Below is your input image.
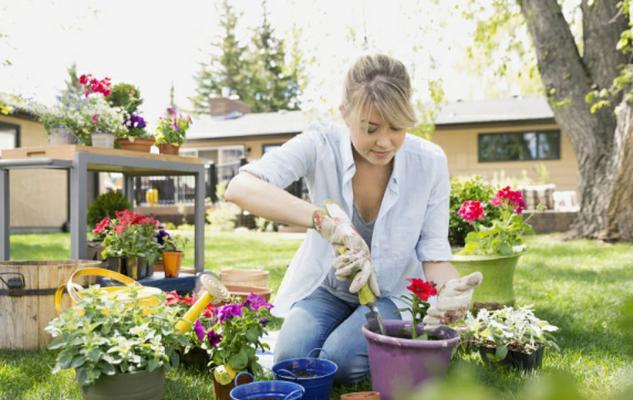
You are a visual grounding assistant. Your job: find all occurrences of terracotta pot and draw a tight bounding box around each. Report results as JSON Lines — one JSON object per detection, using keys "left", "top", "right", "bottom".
{"left": 115, "top": 137, "right": 155, "bottom": 153}
{"left": 220, "top": 268, "right": 269, "bottom": 288}
{"left": 223, "top": 283, "right": 272, "bottom": 302}
{"left": 158, "top": 143, "right": 180, "bottom": 155}
{"left": 341, "top": 392, "right": 381, "bottom": 400}
{"left": 153, "top": 259, "right": 164, "bottom": 273}
{"left": 163, "top": 251, "right": 183, "bottom": 278}
{"left": 212, "top": 372, "right": 252, "bottom": 400}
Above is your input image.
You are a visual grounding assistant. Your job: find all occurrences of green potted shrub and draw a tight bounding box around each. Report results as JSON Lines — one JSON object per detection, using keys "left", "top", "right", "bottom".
{"left": 154, "top": 107, "right": 192, "bottom": 155}
{"left": 451, "top": 186, "right": 538, "bottom": 308}
{"left": 463, "top": 305, "right": 559, "bottom": 371}
{"left": 46, "top": 286, "right": 187, "bottom": 400}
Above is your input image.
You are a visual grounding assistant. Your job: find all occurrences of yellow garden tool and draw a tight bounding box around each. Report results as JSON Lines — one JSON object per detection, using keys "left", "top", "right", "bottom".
{"left": 54, "top": 267, "right": 230, "bottom": 334}
{"left": 323, "top": 201, "right": 385, "bottom": 335}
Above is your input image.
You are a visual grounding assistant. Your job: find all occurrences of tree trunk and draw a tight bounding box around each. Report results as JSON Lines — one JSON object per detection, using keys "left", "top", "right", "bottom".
{"left": 519, "top": 0, "right": 633, "bottom": 241}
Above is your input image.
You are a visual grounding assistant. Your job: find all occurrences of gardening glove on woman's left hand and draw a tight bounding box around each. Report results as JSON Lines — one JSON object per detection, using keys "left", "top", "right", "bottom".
{"left": 422, "top": 271, "right": 483, "bottom": 329}
{"left": 333, "top": 249, "right": 380, "bottom": 295}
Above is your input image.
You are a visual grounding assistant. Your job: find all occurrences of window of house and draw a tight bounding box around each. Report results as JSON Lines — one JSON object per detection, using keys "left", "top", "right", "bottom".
{"left": 262, "top": 144, "right": 282, "bottom": 154}
{"left": 478, "top": 130, "right": 560, "bottom": 162}
{"left": 0, "top": 122, "right": 19, "bottom": 150}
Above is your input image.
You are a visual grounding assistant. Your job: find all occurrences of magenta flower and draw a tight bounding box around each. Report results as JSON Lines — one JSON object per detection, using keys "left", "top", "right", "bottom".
{"left": 243, "top": 293, "right": 273, "bottom": 311}
{"left": 193, "top": 320, "right": 206, "bottom": 342}
{"left": 207, "top": 329, "right": 222, "bottom": 348}
{"left": 217, "top": 304, "right": 242, "bottom": 322}
{"left": 458, "top": 200, "right": 486, "bottom": 222}
{"left": 490, "top": 186, "right": 527, "bottom": 214}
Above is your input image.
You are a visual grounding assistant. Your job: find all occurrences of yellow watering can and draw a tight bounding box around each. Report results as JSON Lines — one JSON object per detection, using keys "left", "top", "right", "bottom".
{"left": 54, "top": 267, "right": 230, "bottom": 334}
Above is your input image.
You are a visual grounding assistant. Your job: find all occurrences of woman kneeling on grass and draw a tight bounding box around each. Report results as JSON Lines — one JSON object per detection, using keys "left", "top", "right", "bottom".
{"left": 225, "top": 54, "right": 482, "bottom": 384}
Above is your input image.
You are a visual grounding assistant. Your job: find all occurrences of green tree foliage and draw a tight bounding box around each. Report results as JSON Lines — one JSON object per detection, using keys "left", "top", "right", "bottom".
{"left": 191, "top": 0, "right": 306, "bottom": 114}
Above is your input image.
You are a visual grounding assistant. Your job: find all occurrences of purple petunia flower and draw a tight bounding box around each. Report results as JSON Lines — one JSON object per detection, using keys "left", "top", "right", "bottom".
{"left": 193, "top": 320, "right": 206, "bottom": 342}
{"left": 167, "top": 107, "right": 176, "bottom": 116}
{"left": 243, "top": 293, "right": 273, "bottom": 311}
{"left": 217, "top": 304, "right": 242, "bottom": 322}
{"left": 259, "top": 318, "right": 269, "bottom": 327}
{"left": 172, "top": 120, "right": 180, "bottom": 131}
{"left": 207, "top": 329, "right": 222, "bottom": 348}
{"left": 156, "top": 229, "right": 170, "bottom": 245}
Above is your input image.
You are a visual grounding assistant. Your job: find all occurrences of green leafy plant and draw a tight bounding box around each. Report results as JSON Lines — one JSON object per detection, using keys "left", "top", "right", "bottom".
{"left": 162, "top": 234, "right": 189, "bottom": 252}
{"left": 107, "top": 83, "right": 143, "bottom": 115}
{"left": 87, "top": 190, "right": 132, "bottom": 229}
{"left": 98, "top": 210, "right": 162, "bottom": 265}
{"left": 154, "top": 107, "right": 192, "bottom": 146}
{"left": 462, "top": 306, "right": 559, "bottom": 361}
{"left": 457, "top": 186, "right": 536, "bottom": 256}
{"left": 207, "top": 202, "right": 240, "bottom": 232}
{"left": 208, "top": 294, "right": 273, "bottom": 382}
{"left": 45, "top": 286, "right": 188, "bottom": 386}
{"left": 449, "top": 177, "right": 501, "bottom": 247}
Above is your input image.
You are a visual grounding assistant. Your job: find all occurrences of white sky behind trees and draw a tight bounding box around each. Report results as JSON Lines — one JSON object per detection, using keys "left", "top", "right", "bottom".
{"left": 0, "top": 0, "right": 535, "bottom": 128}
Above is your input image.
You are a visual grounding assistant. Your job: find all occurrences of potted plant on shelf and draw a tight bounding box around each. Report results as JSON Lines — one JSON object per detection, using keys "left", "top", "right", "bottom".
{"left": 206, "top": 294, "right": 273, "bottom": 400}
{"left": 463, "top": 305, "right": 559, "bottom": 371}
{"left": 99, "top": 210, "right": 161, "bottom": 280}
{"left": 75, "top": 74, "right": 128, "bottom": 147}
{"left": 154, "top": 107, "right": 192, "bottom": 155}
{"left": 46, "top": 286, "right": 187, "bottom": 400}
{"left": 451, "top": 186, "right": 539, "bottom": 309}
{"left": 362, "top": 278, "right": 461, "bottom": 400}
{"left": 106, "top": 82, "right": 155, "bottom": 152}
{"left": 33, "top": 102, "right": 78, "bottom": 145}
{"left": 87, "top": 191, "right": 131, "bottom": 260}
{"left": 158, "top": 230, "right": 189, "bottom": 278}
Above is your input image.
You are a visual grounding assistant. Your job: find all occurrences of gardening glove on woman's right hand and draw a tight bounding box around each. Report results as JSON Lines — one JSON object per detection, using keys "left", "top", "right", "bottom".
{"left": 422, "top": 271, "right": 483, "bottom": 329}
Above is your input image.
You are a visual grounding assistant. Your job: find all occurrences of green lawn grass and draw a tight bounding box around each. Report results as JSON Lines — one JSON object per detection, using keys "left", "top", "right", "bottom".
{"left": 1, "top": 232, "right": 632, "bottom": 399}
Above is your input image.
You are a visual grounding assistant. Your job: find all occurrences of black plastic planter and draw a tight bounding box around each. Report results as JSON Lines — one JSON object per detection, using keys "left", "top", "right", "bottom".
{"left": 479, "top": 345, "right": 544, "bottom": 371}
{"left": 106, "top": 256, "right": 125, "bottom": 275}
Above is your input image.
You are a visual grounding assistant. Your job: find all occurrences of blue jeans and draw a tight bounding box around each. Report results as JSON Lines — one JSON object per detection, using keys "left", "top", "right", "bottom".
{"left": 273, "top": 286, "right": 401, "bottom": 384}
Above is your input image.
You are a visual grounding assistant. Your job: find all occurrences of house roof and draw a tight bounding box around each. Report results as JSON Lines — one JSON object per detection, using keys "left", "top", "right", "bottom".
{"left": 184, "top": 96, "right": 556, "bottom": 141}
{"left": 434, "top": 96, "right": 554, "bottom": 126}
{"left": 187, "top": 110, "right": 312, "bottom": 140}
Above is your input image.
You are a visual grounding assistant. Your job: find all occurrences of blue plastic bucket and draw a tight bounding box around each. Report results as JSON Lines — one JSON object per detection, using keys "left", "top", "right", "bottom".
{"left": 272, "top": 348, "right": 338, "bottom": 400}
{"left": 230, "top": 372, "right": 305, "bottom": 400}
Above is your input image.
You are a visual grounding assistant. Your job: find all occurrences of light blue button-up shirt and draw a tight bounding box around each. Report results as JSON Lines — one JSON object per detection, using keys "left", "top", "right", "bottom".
{"left": 240, "top": 120, "right": 453, "bottom": 317}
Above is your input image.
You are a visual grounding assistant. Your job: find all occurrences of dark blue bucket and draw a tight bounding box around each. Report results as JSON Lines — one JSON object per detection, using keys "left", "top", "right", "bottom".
{"left": 230, "top": 372, "right": 305, "bottom": 400}
{"left": 272, "top": 348, "right": 338, "bottom": 400}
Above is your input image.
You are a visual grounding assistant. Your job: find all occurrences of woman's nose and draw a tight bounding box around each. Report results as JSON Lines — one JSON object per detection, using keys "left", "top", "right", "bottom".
{"left": 375, "top": 130, "right": 391, "bottom": 148}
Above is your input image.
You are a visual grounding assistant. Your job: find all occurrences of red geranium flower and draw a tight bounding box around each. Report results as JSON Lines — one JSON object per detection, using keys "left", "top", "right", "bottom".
{"left": 490, "top": 186, "right": 526, "bottom": 214}
{"left": 406, "top": 278, "right": 437, "bottom": 301}
{"left": 165, "top": 290, "right": 180, "bottom": 306}
{"left": 458, "top": 200, "right": 486, "bottom": 222}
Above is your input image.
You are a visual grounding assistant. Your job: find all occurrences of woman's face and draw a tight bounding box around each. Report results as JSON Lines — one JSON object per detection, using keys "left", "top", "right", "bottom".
{"left": 342, "top": 106, "right": 406, "bottom": 167}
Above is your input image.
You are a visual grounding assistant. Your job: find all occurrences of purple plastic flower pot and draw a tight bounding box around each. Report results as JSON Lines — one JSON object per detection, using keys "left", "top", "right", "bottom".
{"left": 362, "top": 320, "right": 460, "bottom": 400}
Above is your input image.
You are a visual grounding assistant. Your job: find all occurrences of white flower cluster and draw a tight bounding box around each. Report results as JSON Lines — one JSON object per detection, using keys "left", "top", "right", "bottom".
{"left": 464, "top": 305, "right": 559, "bottom": 354}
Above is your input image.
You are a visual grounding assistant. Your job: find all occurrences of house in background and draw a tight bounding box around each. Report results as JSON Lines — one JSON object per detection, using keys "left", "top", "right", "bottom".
{"left": 1, "top": 95, "right": 579, "bottom": 231}
{"left": 0, "top": 100, "right": 69, "bottom": 231}
{"left": 185, "top": 96, "right": 579, "bottom": 193}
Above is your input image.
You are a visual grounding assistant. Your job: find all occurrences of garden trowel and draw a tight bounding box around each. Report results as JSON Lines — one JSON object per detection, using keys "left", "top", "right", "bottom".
{"left": 323, "top": 201, "right": 385, "bottom": 335}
